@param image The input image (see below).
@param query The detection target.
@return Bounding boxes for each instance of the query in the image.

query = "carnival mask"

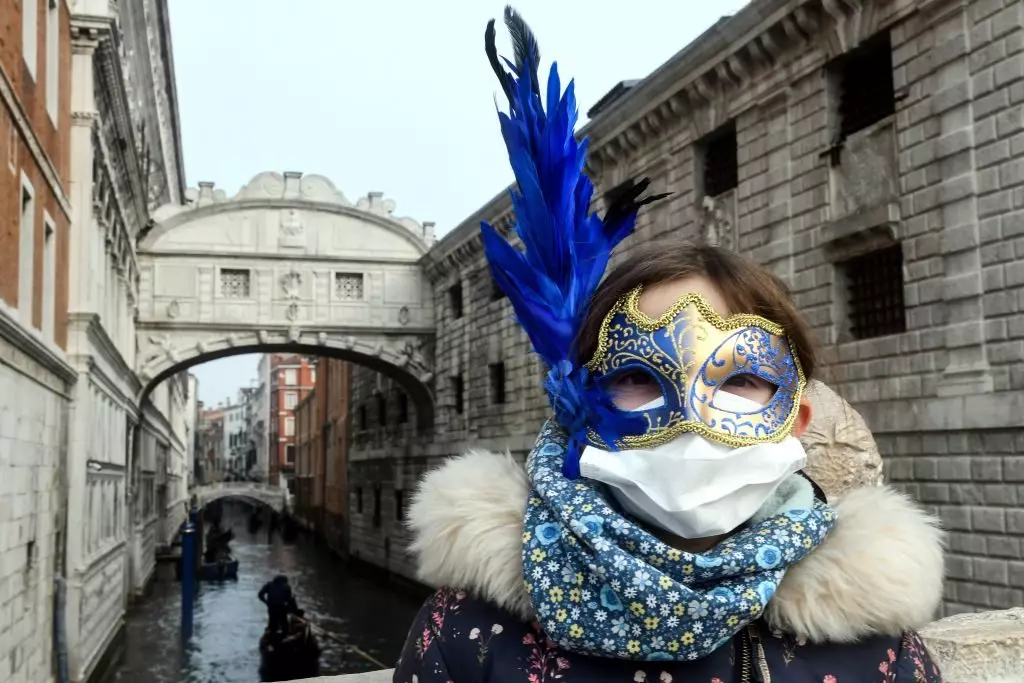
[584,286,806,450]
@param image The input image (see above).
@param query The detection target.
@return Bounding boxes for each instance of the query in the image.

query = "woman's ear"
[791,397,813,438]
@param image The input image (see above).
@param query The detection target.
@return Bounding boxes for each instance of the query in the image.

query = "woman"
[395,11,946,683]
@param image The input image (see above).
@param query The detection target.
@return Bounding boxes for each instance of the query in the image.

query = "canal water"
[106,506,424,682]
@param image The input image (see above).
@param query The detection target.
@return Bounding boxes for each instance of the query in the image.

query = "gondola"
[258,621,320,682]
[198,556,239,581]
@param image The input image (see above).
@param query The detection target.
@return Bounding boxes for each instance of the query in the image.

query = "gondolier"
[258,574,298,636]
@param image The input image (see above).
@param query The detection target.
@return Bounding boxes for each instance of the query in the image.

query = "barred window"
[334,272,364,300]
[701,120,738,198]
[489,362,506,405]
[840,244,906,340]
[395,489,405,521]
[220,268,251,298]
[449,281,464,319]
[451,374,464,414]
[377,395,387,427]
[832,31,895,140]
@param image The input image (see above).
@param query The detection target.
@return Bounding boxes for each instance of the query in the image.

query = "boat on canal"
[198,555,239,581]
[258,616,321,682]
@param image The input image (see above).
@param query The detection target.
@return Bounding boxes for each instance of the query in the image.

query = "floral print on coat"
[394,589,943,683]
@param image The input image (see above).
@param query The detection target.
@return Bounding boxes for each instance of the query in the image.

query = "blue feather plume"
[480,12,667,478]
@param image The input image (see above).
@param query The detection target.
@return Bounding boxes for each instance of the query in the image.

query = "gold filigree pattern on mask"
[584,286,806,450]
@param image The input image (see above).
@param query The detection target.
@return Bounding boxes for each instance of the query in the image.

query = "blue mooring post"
[180,507,197,642]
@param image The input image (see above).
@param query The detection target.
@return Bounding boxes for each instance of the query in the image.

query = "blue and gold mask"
[584,286,806,450]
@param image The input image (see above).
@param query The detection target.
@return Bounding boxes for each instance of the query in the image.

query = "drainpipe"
[53,574,69,683]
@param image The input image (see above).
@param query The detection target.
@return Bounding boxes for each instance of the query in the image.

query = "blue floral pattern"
[522,422,837,662]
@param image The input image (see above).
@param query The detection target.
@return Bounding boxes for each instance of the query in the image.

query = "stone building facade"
[0,1,74,681]
[0,1,190,682]
[346,0,1024,617]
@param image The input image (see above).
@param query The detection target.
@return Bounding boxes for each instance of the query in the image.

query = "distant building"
[293,359,352,551]
[264,353,316,492]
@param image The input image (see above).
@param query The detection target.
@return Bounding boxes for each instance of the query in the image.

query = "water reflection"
[108,508,423,683]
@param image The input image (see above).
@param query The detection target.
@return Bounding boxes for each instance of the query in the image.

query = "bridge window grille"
[220,268,251,298]
[334,272,364,300]
[700,120,738,199]
[489,362,506,405]
[358,405,367,430]
[830,31,895,140]
[839,244,906,340]
[356,487,364,514]
[449,282,464,319]
[377,395,387,427]
[397,392,409,424]
[395,489,405,522]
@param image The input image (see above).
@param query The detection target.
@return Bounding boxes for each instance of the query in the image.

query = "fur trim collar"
[407,450,946,644]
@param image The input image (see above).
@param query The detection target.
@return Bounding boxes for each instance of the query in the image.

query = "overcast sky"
[170,0,749,405]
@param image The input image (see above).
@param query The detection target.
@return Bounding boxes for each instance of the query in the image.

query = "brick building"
[346,0,1024,615]
[293,359,353,549]
[0,2,74,681]
[265,353,316,491]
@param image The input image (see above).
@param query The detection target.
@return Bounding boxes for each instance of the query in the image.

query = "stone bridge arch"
[135,171,437,426]
[193,482,288,513]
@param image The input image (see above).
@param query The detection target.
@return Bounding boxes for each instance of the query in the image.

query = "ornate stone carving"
[278,209,305,249]
[398,306,411,326]
[799,380,884,500]
[287,325,301,343]
[166,300,180,319]
[286,302,299,322]
[280,270,302,300]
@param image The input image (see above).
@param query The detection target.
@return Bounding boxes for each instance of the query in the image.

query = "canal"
[105,505,425,682]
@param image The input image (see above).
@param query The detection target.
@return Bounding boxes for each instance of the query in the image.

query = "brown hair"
[576,239,818,380]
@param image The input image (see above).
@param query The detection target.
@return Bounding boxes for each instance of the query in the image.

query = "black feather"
[485,19,514,105]
[603,178,671,229]
[503,6,541,98]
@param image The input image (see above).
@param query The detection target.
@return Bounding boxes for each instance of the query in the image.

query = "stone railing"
[298,608,1023,683]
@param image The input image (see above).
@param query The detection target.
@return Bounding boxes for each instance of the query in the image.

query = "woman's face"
[604,275,778,411]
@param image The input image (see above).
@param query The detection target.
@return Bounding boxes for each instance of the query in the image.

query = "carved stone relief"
[278,209,306,249]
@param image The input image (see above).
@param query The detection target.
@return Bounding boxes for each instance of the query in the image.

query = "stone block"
[975,557,1010,585]
[973,506,1007,533]
[920,608,1024,683]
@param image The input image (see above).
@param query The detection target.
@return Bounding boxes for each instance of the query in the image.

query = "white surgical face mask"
[579,392,807,540]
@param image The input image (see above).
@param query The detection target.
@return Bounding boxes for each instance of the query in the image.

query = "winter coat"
[393,450,951,683]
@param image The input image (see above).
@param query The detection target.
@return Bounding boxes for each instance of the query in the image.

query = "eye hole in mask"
[717,373,779,408]
[602,369,665,412]
[604,370,780,414]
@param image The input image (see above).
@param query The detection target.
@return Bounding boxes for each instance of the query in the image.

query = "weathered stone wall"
[0,304,73,683]
[346,0,1024,616]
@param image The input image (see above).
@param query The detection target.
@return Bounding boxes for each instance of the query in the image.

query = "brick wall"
[344,0,1024,612]
[0,0,72,348]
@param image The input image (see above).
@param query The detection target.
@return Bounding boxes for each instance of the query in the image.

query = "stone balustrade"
[297,608,1024,683]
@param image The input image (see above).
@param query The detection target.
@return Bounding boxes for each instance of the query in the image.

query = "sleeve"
[892,631,943,683]
[393,594,455,683]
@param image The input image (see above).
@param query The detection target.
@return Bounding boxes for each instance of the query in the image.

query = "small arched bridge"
[193,481,289,513]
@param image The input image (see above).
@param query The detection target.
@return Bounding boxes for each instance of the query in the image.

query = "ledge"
[297,609,1024,683]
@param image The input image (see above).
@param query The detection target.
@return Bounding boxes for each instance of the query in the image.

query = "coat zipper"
[747,624,771,683]
[740,628,752,683]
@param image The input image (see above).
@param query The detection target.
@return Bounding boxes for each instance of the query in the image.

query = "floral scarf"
[521,422,837,662]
